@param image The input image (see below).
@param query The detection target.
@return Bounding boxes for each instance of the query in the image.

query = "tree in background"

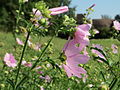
[0,0,76,33]
[101,15,112,19]
[115,14,120,22]
[0,0,18,31]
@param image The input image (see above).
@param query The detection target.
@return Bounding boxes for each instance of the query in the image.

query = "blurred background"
[0,0,120,38]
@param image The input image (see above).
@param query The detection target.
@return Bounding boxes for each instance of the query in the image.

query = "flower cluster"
[4,53,17,68]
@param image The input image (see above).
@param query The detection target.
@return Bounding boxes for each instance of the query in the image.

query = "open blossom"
[111,44,118,54]
[113,20,120,30]
[74,24,91,49]
[16,38,24,46]
[92,44,106,62]
[63,39,89,78]
[62,24,91,78]
[4,53,17,68]
[49,6,69,15]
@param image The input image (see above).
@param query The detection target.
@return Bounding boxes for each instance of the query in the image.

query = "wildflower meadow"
[0,0,120,90]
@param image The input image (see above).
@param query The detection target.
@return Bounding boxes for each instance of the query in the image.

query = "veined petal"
[63,64,73,77]
[63,39,81,57]
[67,54,90,65]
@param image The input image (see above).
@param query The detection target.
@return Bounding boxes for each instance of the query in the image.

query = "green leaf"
[7,79,15,89]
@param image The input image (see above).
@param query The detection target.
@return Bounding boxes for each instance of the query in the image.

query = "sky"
[70,0,120,19]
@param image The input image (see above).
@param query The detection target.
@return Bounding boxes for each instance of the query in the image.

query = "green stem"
[30,36,54,70]
[15,31,31,85]
[15,36,54,88]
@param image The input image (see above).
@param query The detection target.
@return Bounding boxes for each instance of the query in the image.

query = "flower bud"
[98,85,109,90]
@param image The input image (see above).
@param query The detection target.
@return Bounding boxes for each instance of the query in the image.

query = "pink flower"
[37,71,43,74]
[4,53,17,68]
[74,24,91,49]
[40,86,44,90]
[113,20,120,30]
[16,38,24,46]
[32,8,43,20]
[35,66,41,69]
[111,44,118,54]
[92,44,106,62]
[22,60,32,67]
[49,6,69,15]
[62,24,91,78]
[63,40,89,78]
[39,75,51,82]
[63,64,87,78]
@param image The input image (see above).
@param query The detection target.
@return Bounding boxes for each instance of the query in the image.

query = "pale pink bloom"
[35,66,41,69]
[49,6,69,15]
[32,8,43,20]
[63,64,87,78]
[93,29,99,34]
[63,39,82,57]
[68,88,70,90]
[39,75,51,82]
[74,24,91,49]
[92,44,106,62]
[24,62,32,67]
[22,60,27,65]
[16,38,24,46]
[40,86,44,90]
[4,53,17,68]
[63,40,89,78]
[22,60,32,67]
[45,75,51,82]
[27,40,33,47]
[62,24,91,78]
[111,44,118,54]
[113,20,120,30]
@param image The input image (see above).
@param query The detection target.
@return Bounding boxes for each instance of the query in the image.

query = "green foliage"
[94,27,115,38]
[0,32,120,89]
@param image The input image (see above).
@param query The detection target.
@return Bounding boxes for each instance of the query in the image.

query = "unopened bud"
[98,85,109,90]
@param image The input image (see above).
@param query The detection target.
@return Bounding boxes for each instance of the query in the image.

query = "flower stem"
[15,36,54,89]
[30,36,54,70]
[15,31,31,86]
